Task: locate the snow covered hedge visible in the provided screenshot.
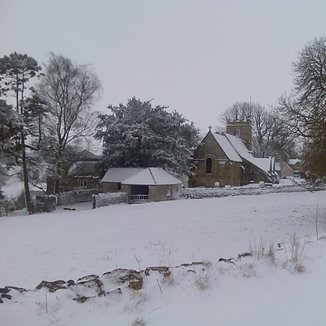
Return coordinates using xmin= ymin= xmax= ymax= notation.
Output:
xmin=57 ymin=189 xmax=98 ymax=206
xmin=93 ymin=192 xmax=127 ymax=208
xmin=181 ymin=183 xmax=326 ymax=200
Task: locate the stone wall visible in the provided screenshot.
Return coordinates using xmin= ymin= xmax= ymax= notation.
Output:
xmin=102 ymin=182 xmax=121 ymax=193
xmin=149 ymin=184 xmax=180 ymax=201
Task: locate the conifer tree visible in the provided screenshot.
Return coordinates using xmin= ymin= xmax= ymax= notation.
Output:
xmin=0 ymin=52 xmax=42 ymax=213
xmin=96 ymin=97 xmax=199 ymax=176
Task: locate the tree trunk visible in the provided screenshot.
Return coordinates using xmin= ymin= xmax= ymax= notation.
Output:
xmin=54 ymin=178 xmax=60 ymax=194
xmin=54 ymin=152 xmax=63 ymax=194
xmin=21 ymin=131 xmax=33 ymax=214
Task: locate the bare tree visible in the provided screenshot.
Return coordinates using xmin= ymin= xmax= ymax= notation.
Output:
xmin=278 ymin=37 xmax=326 ymax=138
xmin=277 ymin=37 xmax=326 ymax=179
xmin=220 ymin=102 xmax=253 ymax=123
xmin=251 ymin=104 xmax=274 ymax=157
xmin=219 ymin=102 xmax=294 ymax=157
xmin=38 ymin=53 xmax=102 ymax=192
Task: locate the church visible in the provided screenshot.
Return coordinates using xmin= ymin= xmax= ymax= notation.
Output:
xmin=189 ymin=121 xmax=278 ymax=188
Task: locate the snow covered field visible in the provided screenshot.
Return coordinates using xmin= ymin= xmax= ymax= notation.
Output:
xmin=1 ymin=190 xmax=326 ymax=325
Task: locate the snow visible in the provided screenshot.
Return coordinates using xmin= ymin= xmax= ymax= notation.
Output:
xmin=254 ymin=157 xmax=272 ymax=171
xmin=275 ymin=161 xmax=281 ymax=170
xmin=1 ymin=173 xmax=24 ymax=198
xmin=1 ymin=190 xmax=326 ymax=325
xmin=1 ymin=171 xmax=45 ymax=198
xmin=101 ymin=167 xmax=182 ymax=185
xmin=289 ymin=158 xmax=301 ymax=166
xmin=212 ymin=133 xmax=242 ymax=162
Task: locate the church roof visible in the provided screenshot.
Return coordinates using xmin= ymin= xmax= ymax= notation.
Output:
xmin=212 ymin=133 xmax=242 ymax=162
xmin=206 ymin=131 xmax=273 ymax=174
xmin=224 ymin=133 xmax=273 ymax=173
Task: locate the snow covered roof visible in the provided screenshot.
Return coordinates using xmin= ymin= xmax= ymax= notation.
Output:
xmin=288 ymin=159 xmax=301 ymax=166
xmin=275 ymin=162 xmax=281 ymax=171
xmin=68 ymin=161 xmax=100 ymax=177
xmin=101 ymin=168 xmax=144 ymax=183
xmin=224 ymin=133 xmax=272 ymax=173
xmin=101 ymin=167 xmax=182 ymax=186
xmin=254 ymin=158 xmax=272 ymax=172
xmin=212 ymin=133 xmax=242 ymax=162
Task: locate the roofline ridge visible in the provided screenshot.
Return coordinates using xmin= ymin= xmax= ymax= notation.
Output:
xmin=224 ymin=133 xmax=242 ymax=157
xmin=148 ymin=167 xmax=157 ymax=185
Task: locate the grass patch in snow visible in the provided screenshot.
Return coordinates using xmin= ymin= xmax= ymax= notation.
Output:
xmin=193 ymin=263 xmax=212 ymax=291
xmin=131 ymin=317 xmax=146 ymax=326
xmin=283 ymin=233 xmax=306 ymax=273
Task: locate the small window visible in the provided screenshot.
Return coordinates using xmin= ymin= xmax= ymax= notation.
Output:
xmin=167 ymin=186 xmax=172 ymax=197
xmin=117 ymin=183 xmax=122 ymax=191
xmin=80 ymin=180 xmax=87 ymax=188
xmin=206 ymin=158 xmax=212 ymax=173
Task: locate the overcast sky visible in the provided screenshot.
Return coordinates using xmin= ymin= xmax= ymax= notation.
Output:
xmin=1 ymin=0 xmax=325 ymax=133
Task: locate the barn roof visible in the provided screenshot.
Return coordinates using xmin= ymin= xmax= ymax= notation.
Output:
xmin=101 ymin=167 xmax=182 ymax=186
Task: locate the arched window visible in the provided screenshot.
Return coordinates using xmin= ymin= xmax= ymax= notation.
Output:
xmin=206 ymin=157 xmax=212 ymax=173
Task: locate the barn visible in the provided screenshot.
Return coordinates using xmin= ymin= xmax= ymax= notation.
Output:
xmin=101 ymin=167 xmax=182 ymax=203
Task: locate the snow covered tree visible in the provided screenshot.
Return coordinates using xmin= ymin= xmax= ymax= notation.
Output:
xmin=0 ymin=100 xmax=20 ymax=166
xmin=95 ymin=97 xmax=200 ymax=176
xmin=0 ymin=100 xmax=19 ymax=198
xmin=0 ymin=53 xmax=42 ymax=213
xmin=277 ymin=37 xmax=326 ymax=180
xmin=37 ymin=53 xmax=101 ymax=193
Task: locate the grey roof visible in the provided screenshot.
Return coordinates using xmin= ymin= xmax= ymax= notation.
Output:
xmin=101 ymin=168 xmax=145 ymax=183
xmin=101 ymin=167 xmax=182 ymax=186
xmin=212 ymin=133 xmax=242 ymax=162
xmin=224 ymin=133 xmax=272 ymax=173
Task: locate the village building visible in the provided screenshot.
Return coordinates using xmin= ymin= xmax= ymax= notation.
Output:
xmin=101 ymin=167 xmax=182 ymax=203
xmin=288 ymin=158 xmax=303 ymax=175
xmin=189 ymin=121 xmax=278 ymax=188
xmin=47 ymin=150 xmax=101 ymax=194
xmin=274 ymin=151 xmax=293 ymax=178
xmin=67 ymin=159 xmax=101 ymax=191
xmin=274 ymin=150 xmax=303 ymax=178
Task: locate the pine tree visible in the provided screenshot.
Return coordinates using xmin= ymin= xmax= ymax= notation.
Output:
xmin=0 ymin=52 xmax=42 ymax=213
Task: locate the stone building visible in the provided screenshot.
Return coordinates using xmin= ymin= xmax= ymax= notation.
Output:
xmin=47 ymin=150 xmax=101 ymax=194
xmin=101 ymin=167 xmax=182 ymax=202
xmin=226 ymin=120 xmax=253 ymax=150
xmin=189 ymin=122 xmax=277 ymax=188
